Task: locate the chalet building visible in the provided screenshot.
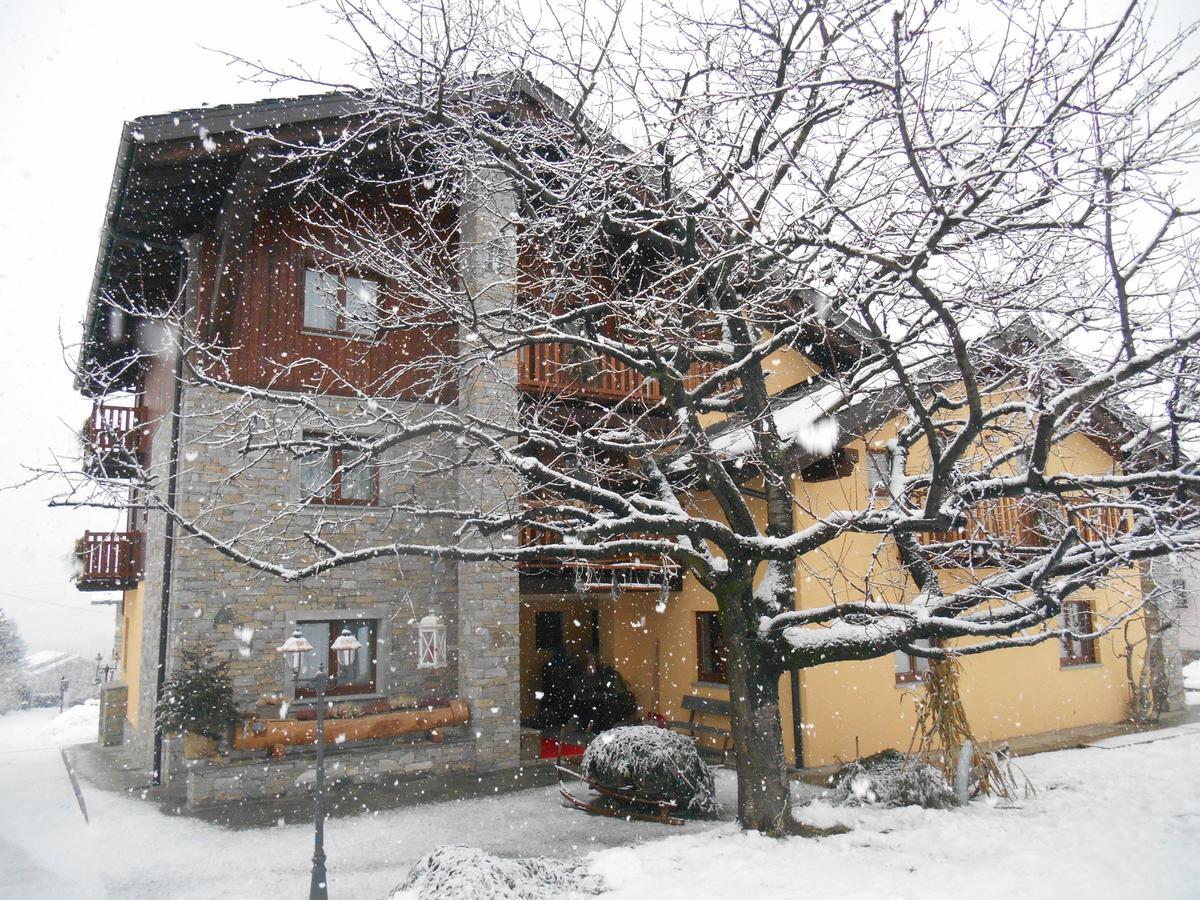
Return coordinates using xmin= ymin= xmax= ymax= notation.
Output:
xmin=75 ymin=91 xmax=1174 ymax=806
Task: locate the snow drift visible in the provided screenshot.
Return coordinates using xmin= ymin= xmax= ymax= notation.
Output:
xmin=389 ymin=845 xmax=601 ymax=900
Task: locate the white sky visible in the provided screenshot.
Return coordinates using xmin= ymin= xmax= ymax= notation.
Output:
xmin=0 ymin=0 xmax=1195 ymax=659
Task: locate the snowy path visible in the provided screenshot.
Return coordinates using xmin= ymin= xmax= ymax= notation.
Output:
xmin=0 ymin=704 xmax=1197 ymax=899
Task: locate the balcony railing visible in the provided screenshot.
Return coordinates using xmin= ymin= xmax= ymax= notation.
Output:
xmin=517 ymin=342 xmax=723 ymax=404
xmin=915 ymin=496 xmax=1132 ymax=568
xmin=1068 ymin=504 xmax=1132 ymax=544
xmin=517 ymin=524 xmax=680 ymax=593
xmin=916 ymin=497 xmax=1045 ymax=567
xmin=74 ymin=531 xmax=143 ymax=592
xmin=83 ymin=402 xmax=148 ymax=478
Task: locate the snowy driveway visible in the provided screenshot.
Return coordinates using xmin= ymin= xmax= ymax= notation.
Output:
xmin=0 ymin=704 xmax=1198 ymax=899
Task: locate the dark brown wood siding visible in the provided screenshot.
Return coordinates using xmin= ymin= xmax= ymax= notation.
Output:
xmin=194 ymin=197 xmax=457 ymax=400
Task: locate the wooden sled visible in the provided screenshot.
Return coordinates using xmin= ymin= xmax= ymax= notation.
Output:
xmin=555 ymin=762 xmax=685 ymax=825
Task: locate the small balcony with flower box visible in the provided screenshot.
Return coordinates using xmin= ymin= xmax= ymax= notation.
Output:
xmin=73 ymin=530 xmax=144 ymax=592
xmin=82 ymin=401 xmax=149 ymax=479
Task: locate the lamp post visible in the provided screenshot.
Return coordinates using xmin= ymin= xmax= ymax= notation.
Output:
xmin=278 ymin=626 xmax=362 ymax=900
xmin=58 ymin=676 xmax=70 ymax=713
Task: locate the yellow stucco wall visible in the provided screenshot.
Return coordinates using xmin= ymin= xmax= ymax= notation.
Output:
xmin=592 ymin=418 xmax=1144 ymax=767
xmin=517 ymin=347 xmax=1143 ymax=766
xmin=120 ymin=583 xmax=144 ymax=726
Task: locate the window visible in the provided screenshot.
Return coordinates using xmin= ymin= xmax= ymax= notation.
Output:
xmin=535 ymin=611 xmax=563 ymax=650
xmin=300 ymin=434 xmax=378 ymax=505
xmin=1173 ymin=578 xmax=1190 ymax=610
xmin=303 ymin=266 xmax=379 ymax=337
xmin=294 ymin=618 xmax=377 ymax=697
xmin=894 ymin=639 xmax=932 ymax=684
xmin=1060 ymin=601 xmax=1097 ymax=666
xmin=867 ymin=450 xmax=890 ymax=497
xmin=696 ymin=612 xmax=727 ymax=683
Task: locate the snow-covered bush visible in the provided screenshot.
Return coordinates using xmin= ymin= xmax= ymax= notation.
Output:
xmin=581 ymin=725 xmax=720 ymax=817
xmin=829 ymin=749 xmax=957 ymax=809
xmin=389 ymin=846 xmax=601 ymax=900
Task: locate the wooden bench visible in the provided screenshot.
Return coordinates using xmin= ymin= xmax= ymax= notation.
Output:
xmin=668 ymin=695 xmax=734 ymax=764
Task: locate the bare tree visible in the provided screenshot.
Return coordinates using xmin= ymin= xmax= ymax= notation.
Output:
xmin=60 ymin=0 xmax=1200 ymax=832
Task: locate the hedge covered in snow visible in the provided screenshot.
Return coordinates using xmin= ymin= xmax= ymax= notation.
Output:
xmin=828 ymin=749 xmax=957 ymax=809
xmin=581 ymin=725 xmax=720 ymax=817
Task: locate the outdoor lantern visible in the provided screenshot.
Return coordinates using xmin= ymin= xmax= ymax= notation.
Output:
xmin=417 ymin=615 xmax=446 ymax=669
xmin=277 ymin=628 xmax=313 ymax=674
xmin=331 ymin=627 xmax=362 ymax=668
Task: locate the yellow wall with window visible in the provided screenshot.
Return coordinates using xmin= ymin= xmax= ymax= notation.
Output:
xmin=601 ymin=408 xmax=1144 ymax=768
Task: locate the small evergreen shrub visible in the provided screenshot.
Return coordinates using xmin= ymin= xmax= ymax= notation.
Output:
xmin=155 ymin=649 xmax=241 ymax=741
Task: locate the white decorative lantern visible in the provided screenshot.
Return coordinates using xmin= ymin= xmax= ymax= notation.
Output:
xmin=417 ymin=615 xmax=446 ymax=669
xmin=331 ymin=627 xmax=362 ymax=668
xmin=277 ymin=628 xmax=313 ymax=674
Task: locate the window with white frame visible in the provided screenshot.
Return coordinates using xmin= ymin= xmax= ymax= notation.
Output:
xmin=417 ymin=615 xmax=447 ymax=668
xmin=302 ymin=266 xmax=379 ymax=337
xmin=867 ymin=449 xmax=891 ymax=496
xmin=1060 ymin=600 xmax=1097 ymax=666
xmin=894 ymin=638 xmax=932 ymax=684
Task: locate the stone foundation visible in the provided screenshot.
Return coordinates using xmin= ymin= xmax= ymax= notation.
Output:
xmin=173 ymin=732 xmax=476 ymax=808
xmin=98 ymin=683 xmax=128 ymax=748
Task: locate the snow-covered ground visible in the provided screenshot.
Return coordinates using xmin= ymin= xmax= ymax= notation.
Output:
xmin=1184 ymin=658 xmax=1200 ymax=707
xmin=0 ymin=703 xmax=1197 ymax=899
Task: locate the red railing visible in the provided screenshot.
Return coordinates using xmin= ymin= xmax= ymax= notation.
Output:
xmin=74 ymin=531 xmax=143 ymax=591
xmin=84 ymin=402 xmax=148 ymax=475
xmin=518 ymin=342 xmax=660 ymax=402
xmin=517 ymin=342 xmax=723 ymax=403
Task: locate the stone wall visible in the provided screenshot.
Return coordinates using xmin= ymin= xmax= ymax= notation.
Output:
xmin=122 ymin=163 xmax=526 ymax=798
xmin=177 ymin=732 xmax=475 ymax=807
xmin=454 ymin=161 xmax=522 ymax=772
xmin=98 ymin=682 xmax=127 ymax=748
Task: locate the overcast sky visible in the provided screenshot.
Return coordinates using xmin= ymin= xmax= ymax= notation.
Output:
xmin=0 ymin=0 xmax=1195 ymax=660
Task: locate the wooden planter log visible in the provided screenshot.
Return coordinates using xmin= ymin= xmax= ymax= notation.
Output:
xmin=232 ymin=700 xmax=470 ymax=754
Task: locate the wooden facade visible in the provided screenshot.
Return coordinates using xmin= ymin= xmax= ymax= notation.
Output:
xmin=192 ymin=200 xmax=458 ymax=401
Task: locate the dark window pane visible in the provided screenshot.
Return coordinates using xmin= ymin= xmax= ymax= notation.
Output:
xmin=535 ymin=611 xmax=564 ymax=650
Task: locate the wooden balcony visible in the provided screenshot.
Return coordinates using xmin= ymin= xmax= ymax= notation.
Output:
xmin=1068 ymin=504 xmax=1132 ymax=544
xmin=915 ymin=496 xmax=1133 ymax=568
xmin=74 ymin=531 xmax=143 ymax=592
xmin=916 ymin=497 xmax=1045 ymax=568
xmin=83 ymin=402 xmax=148 ymax=478
xmin=518 ymin=342 xmax=722 ymax=404
xmin=517 ymin=525 xmax=680 ymax=593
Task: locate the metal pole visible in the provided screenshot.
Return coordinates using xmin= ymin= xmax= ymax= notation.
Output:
xmin=310 ymin=668 xmax=329 ymax=900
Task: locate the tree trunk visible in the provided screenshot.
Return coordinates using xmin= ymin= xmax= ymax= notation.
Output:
xmin=721 ymin=589 xmax=793 ymax=833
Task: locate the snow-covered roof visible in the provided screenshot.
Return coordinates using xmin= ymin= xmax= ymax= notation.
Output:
xmin=25 ymin=651 xmax=92 ymax=675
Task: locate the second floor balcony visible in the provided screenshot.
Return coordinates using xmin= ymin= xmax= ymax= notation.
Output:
xmin=82 ymin=401 xmax=148 ymax=478
xmin=74 ymin=531 xmax=144 ymax=592
xmin=916 ymin=496 xmax=1131 ymax=568
xmin=518 ymin=342 xmax=722 ymax=405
